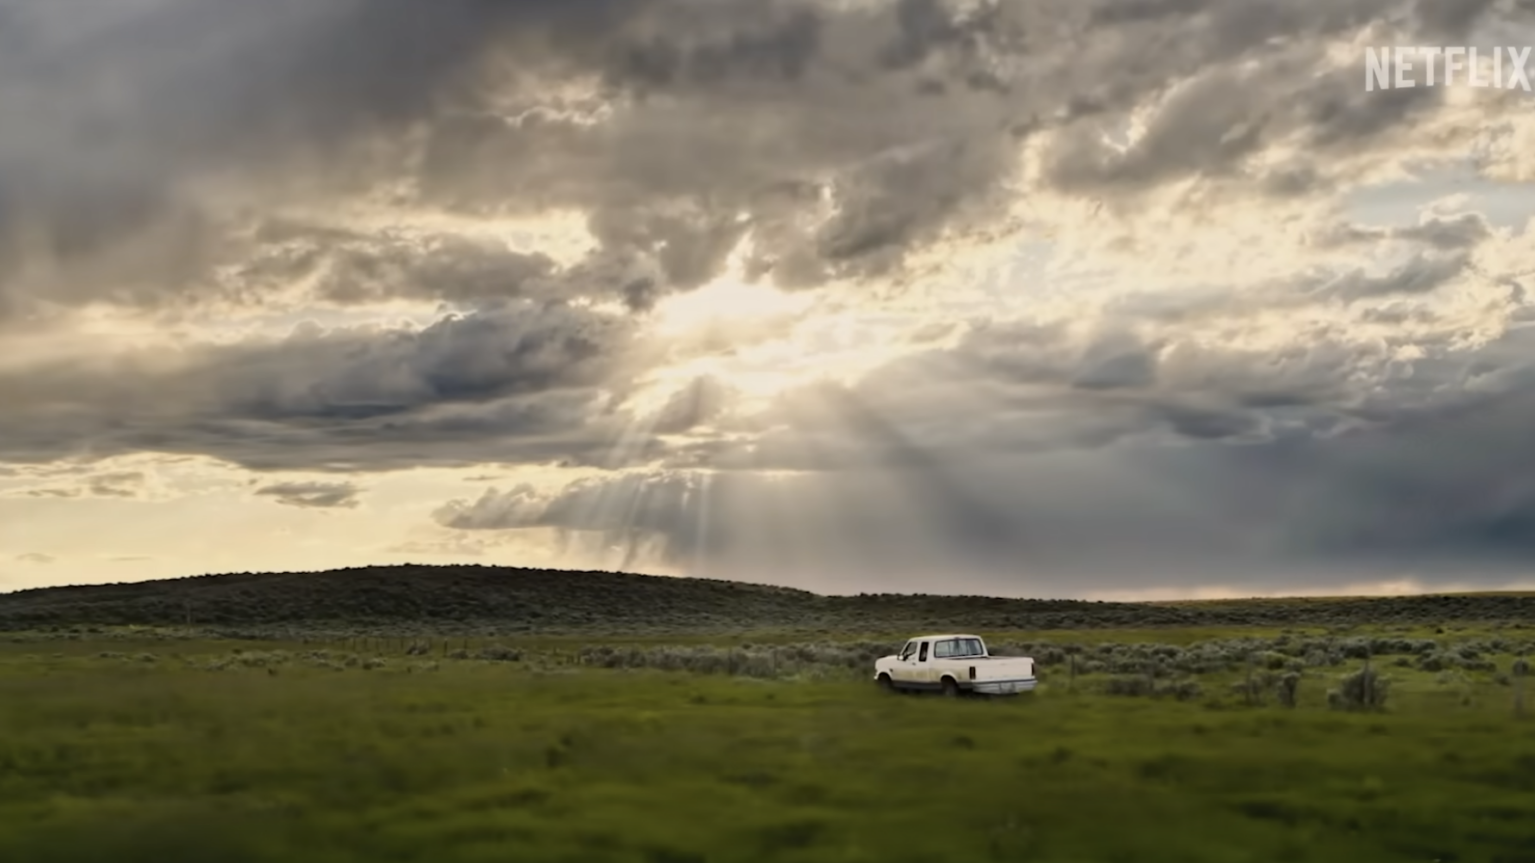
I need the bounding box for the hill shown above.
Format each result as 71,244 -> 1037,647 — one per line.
2,565 -> 1534,635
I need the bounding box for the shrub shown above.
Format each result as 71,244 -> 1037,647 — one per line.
1435,671 -> 1470,687
1418,653 -> 1449,672
1275,672 -> 1300,708
1328,666 -> 1389,711
1164,679 -> 1203,701
1103,676 -> 1201,700
1231,670 -> 1280,706
1338,639 -> 1374,660
1104,676 -> 1154,697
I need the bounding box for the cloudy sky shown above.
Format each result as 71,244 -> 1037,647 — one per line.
2,0 -> 1535,599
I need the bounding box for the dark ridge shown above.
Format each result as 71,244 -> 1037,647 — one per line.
2,565 -> 1533,634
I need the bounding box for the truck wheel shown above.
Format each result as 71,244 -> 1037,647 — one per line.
877,673 -> 894,692
941,677 -> 960,698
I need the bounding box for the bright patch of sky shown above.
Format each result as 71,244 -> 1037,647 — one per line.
1345,161 -> 1535,229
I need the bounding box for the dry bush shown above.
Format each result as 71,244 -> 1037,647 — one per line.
1103,676 -> 1202,701
1275,672 -> 1301,709
1327,665 -> 1390,712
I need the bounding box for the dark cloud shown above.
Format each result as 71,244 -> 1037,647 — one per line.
1070,331 -> 1160,391
0,0 -> 1480,318
86,471 -> 146,498
0,300 -> 651,470
1396,215 -> 1494,251
433,472 -> 713,571
431,330 -> 1535,595
11,470 -> 146,499
1045,57 -> 1443,198
435,484 -> 552,531
1089,0 -> 1214,26
1316,252 -> 1471,302
1314,214 -> 1494,252
238,219 -> 561,306
651,376 -> 734,434
254,480 -> 362,509
235,217 -> 730,311
0,0 -> 1026,312
1412,0 -> 1499,38
24,488 -> 83,499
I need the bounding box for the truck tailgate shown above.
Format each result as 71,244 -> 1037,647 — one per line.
968,658 -> 1036,694
971,658 -> 1033,680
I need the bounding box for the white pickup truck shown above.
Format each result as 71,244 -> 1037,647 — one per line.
874,634 -> 1037,696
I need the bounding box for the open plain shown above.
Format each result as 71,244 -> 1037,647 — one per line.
2,568 -> 1532,863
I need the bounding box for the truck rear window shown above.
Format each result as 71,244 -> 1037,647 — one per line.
934,638 -> 985,658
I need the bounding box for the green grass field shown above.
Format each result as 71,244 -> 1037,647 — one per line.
1,631 -> 1532,863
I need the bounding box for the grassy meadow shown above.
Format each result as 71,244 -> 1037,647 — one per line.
2,625 -> 1533,863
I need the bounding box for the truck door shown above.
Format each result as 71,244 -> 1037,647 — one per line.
930,639 -> 960,685
915,639 -> 932,685
891,640 -> 919,683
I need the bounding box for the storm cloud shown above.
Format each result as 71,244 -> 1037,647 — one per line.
255,480 -> 362,509
0,0 -> 1024,313
0,299 -> 644,469
0,0 -> 1511,318
433,344 -> 1535,596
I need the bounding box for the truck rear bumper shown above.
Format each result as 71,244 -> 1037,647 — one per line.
969,677 -> 1038,695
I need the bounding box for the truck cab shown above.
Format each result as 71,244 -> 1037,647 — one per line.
874,634 -> 1037,696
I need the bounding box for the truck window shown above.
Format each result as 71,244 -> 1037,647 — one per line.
933,639 -> 955,658
957,638 -> 983,657
898,640 -> 916,660
917,641 -> 929,662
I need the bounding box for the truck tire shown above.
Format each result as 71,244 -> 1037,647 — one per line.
877,673 -> 895,692
941,677 -> 960,698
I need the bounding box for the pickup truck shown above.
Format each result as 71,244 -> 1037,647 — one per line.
873,634 -> 1036,696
